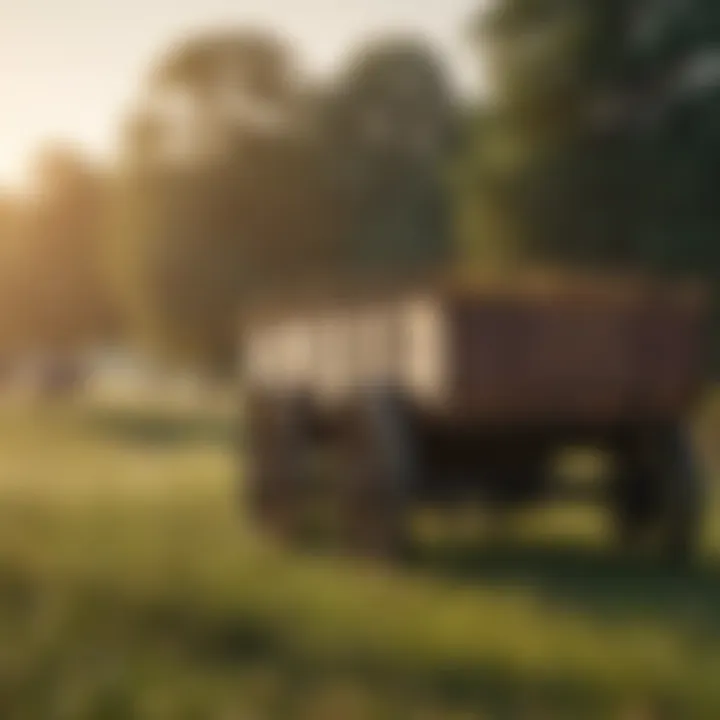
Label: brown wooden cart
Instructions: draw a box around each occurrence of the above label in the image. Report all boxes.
[237,269,711,560]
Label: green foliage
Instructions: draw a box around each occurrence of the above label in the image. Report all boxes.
[113,34,460,372]
[472,0,625,113]
[112,31,342,373]
[454,0,636,273]
[449,112,636,275]
[324,37,456,278]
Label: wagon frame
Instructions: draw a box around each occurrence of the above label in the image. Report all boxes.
[237,268,711,561]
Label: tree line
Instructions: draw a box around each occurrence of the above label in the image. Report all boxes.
[2,0,719,375]
[0,146,119,367]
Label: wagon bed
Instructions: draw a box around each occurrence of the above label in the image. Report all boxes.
[240,269,710,426]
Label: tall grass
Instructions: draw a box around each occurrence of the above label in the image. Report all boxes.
[0,398,717,718]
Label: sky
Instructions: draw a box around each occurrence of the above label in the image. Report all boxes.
[0,0,482,189]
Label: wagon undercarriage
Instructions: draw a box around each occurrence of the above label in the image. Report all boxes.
[238,275,710,562]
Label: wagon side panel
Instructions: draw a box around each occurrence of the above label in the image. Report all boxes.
[448,285,709,425]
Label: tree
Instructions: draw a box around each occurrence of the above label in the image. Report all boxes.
[7,144,118,357]
[454,0,635,274]
[0,192,26,355]
[625,0,720,367]
[323,36,457,277]
[113,29,342,374]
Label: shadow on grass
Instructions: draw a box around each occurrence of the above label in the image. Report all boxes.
[410,539,720,634]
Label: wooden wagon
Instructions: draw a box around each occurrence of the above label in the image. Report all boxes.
[237,268,711,560]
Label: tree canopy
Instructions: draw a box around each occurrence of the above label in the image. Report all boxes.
[0,145,118,359]
[110,6,720,371]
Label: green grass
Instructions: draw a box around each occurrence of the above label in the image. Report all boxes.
[0,398,718,719]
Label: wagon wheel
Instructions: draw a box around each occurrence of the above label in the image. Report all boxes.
[334,389,416,561]
[656,426,705,562]
[611,425,705,562]
[242,391,313,544]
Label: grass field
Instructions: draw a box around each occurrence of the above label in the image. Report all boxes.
[0,397,718,719]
